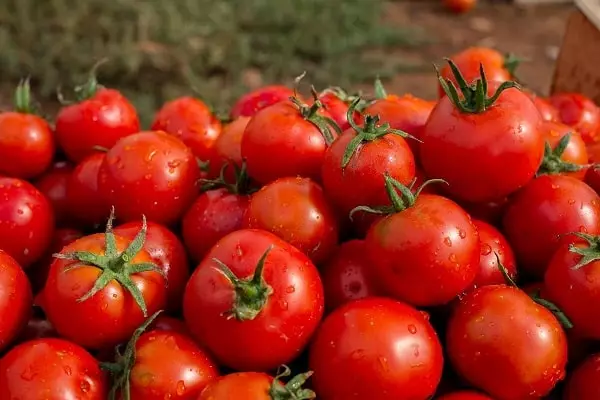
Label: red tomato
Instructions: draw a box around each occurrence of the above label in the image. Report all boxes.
[243,177,339,265]
[564,353,600,400]
[528,93,559,122]
[587,141,600,162]
[230,85,295,119]
[503,175,600,278]
[460,196,509,227]
[18,315,56,343]
[315,88,362,132]
[585,165,600,194]
[183,229,324,371]
[149,315,190,336]
[212,116,250,173]
[0,81,55,179]
[66,153,109,228]
[41,217,167,349]
[0,339,107,399]
[309,297,444,400]
[0,177,54,268]
[446,285,567,399]
[34,161,73,226]
[241,98,339,184]
[443,0,476,14]
[321,239,382,311]
[423,64,544,203]
[538,121,589,180]
[114,221,189,313]
[151,96,222,163]
[550,93,600,144]
[0,250,32,352]
[55,73,140,163]
[98,131,200,225]
[470,219,517,289]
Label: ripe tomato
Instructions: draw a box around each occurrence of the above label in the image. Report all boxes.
[150,315,190,336]
[114,220,189,313]
[55,71,140,163]
[585,165,600,194]
[538,121,588,180]
[241,97,339,185]
[446,285,567,399]
[183,229,324,371]
[66,152,109,228]
[243,177,339,265]
[443,0,476,14]
[0,81,55,179]
[436,391,492,400]
[18,315,56,343]
[41,216,167,349]
[98,131,200,225]
[503,175,600,278]
[365,177,479,306]
[34,161,73,226]
[212,116,251,174]
[0,177,54,268]
[423,62,544,203]
[550,93,600,144]
[321,239,382,311]
[0,250,32,352]
[564,353,600,400]
[315,87,362,131]
[230,85,295,119]
[527,93,559,122]
[460,196,509,227]
[309,297,444,400]
[151,96,222,163]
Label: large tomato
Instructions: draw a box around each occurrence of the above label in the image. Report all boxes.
[446,285,567,399]
[183,229,324,371]
[550,92,600,144]
[98,131,200,225]
[0,177,54,268]
[0,338,108,399]
[564,353,600,400]
[230,85,295,119]
[0,250,32,352]
[41,214,167,349]
[66,153,109,228]
[537,121,588,180]
[422,61,544,202]
[503,174,600,278]
[470,219,517,289]
[34,161,73,226]
[309,297,444,400]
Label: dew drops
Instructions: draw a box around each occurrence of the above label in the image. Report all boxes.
[285,286,295,294]
[443,237,452,247]
[407,324,417,334]
[448,253,457,263]
[176,380,186,395]
[481,243,492,256]
[63,366,72,376]
[458,229,467,239]
[80,379,91,393]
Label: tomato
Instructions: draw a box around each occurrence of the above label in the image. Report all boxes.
[588,141,600,162]
[0,338,108,399]
[241,97,339,185]
[66,153,109,228]
[365,177,479,306]
[230,85,295,119]
[243,177,339,265]
[315,87,362,132]
[34,161,73,226]
[0,177,54,268]
[0,250,32,352]
[98,131,200,225]
[18,315,56,343]
[436,391,492,400]
[423,62,544,202]
[550,93,600,144]
[564,353,600,400]
[443,0,476,14]
[41,215,167,349]
[320,239,381,311]
[460,196,509,227]
[503,174,600,278]
[585,165,600,194]
[149,315,190,336]
[538,121,589,180]
[212,116,251,175]
[469,219,517,289]
[183,229,324,371]
[151,96,222,164]
[309,297,444,400]
[0,81,55,179]
[446,285,567,399]
[114,220,189,313]
[527,93,559,122]
[55,70,140,163]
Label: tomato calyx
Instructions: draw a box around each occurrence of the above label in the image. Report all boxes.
[13,78,38,115]
[212,246,274,321]
[53,208,166,316]
[289,88,341,145]
[200,161,256,195]
[503,52,525,78]
[373,77,388,100]
[269,365,316,400]
[567,232,600,270]
[437,58,520,113]
[57,58,108,105]
[538,133,587,176]
[101,310,162,400]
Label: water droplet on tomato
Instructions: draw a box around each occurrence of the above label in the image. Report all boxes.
[407,324,417,334]
[350,349,365,360]
[448,253,457,263]
[80,379,91,393]
[285,286,295,294]
[176,380,186,395]
[63,366,72,376]
[481,243,492,256]
[458,229,467,239]
[443,237,452,247]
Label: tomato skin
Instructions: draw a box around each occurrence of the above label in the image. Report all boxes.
[114,221,189,313]
[585,165,600,194]
[98,131,200,225]
[230,85,295,119]
[443,0,476,14]
[34,161,73,226]
[0,250,32,352]
[243,177,339,265]
[366,194,479,307]
[422,87,544,203]
[0,338,108,399]
[503,175,600,279]
[149,315,190,336]
[198,372,275,400]
[541,121,589,180]
[126,330,219,400]
[436,391,492,400]
[528,94,559,122]
[183,229,324,371]
[0,111,55,179]
[55,88,140,163]
[42,233,167,349]
[0,177,55,268]
[316,92,361,132]
[446,285,567,400]
[564,353,600,400]
[211,116,251,179]
[309,297,444,400]
[550,93,600,144]
[182,188,249,263]
[66,153,109,228]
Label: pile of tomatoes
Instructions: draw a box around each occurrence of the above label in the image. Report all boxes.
[0,46,600,400]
